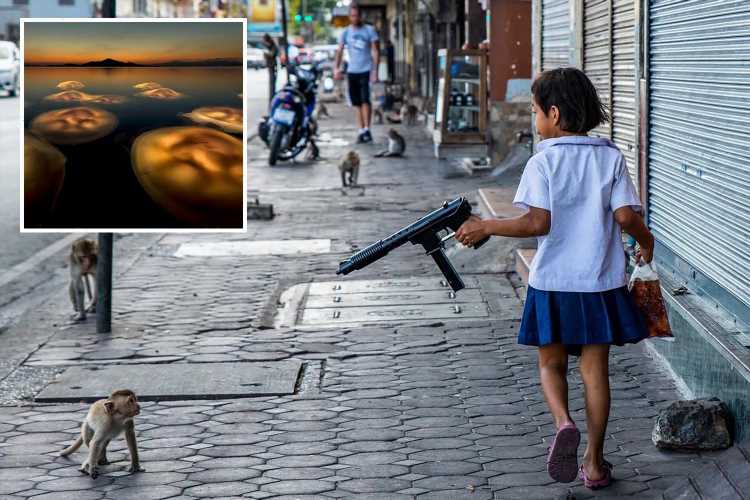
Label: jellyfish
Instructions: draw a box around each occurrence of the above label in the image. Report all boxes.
[131,126,243,227]
[133,82,163,91]
[57,80,85,90]
[136,88,183,100]
[30,106,118,145]
[87,95,126,104]
[24,132,66,226]
[44,90,93,102]
[181,106,243,135]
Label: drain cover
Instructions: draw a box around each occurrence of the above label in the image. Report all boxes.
[35,361,302,402]
[276,277,491,327]
[301,302,488,325]
[174,239,331,257]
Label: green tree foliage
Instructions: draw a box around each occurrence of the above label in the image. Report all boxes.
[287,0,339,42]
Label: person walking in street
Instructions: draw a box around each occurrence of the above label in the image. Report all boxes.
[334,3,380,143]
[454,67,654,490]
[262,33,279,103]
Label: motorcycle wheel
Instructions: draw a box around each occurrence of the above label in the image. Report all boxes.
[268,127,284,166]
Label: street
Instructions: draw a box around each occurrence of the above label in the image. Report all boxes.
[246,66,271,135]
[0,95,64,274]
[0,68,735,499]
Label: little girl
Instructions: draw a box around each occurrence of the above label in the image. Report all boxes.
[456,67,654,489]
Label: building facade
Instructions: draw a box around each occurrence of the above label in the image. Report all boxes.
[533,0,750,440]
[0,0,92,44]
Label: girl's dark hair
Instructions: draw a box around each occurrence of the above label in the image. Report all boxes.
[531,67,609,133]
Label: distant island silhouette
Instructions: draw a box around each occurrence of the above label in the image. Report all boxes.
[27,57,243,67]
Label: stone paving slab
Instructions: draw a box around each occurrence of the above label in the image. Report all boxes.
[35,361,303,402]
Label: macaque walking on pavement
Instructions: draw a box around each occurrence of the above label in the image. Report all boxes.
[60,389,144,479]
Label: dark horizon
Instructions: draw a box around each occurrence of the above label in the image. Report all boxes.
[26,57,243,68]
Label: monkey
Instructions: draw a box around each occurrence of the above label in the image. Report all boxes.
[400,103,419,126]
[68,238,98,322]
[373,104,384,125]
[338,150,360,188]
[374,128,406,158]
[305,140,321,161]
[313,102,330,120]
[60,389,144,479]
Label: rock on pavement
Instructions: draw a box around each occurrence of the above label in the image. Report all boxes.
[652,397,733,450]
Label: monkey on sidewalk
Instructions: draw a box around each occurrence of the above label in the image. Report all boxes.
[60,389,144,479]
[338,150,361,188]
[374,129,406,158]
[68,238,97,322]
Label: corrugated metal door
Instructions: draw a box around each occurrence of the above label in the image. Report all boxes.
[583,0,611,139]
[541,0,571,71]
[612,0,637,187]
[648,0,750,307]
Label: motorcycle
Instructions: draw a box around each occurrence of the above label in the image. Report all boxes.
[258,62,320,166]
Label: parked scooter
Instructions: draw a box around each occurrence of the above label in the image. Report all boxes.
[258,62,320,165]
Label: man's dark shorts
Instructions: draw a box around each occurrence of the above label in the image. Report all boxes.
[347,71,371,107]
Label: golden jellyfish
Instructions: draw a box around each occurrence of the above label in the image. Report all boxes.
[137,87,183,100]
[57,80,85,90]
[131,126,243,227]
[24,132,65,225]
[44,90,93,102]
[181,106,243,135]
[30,106,118,145]
[133,81,163,91]
[87,94,126,104]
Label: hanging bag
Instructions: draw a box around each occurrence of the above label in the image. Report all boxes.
[628,261,674,340]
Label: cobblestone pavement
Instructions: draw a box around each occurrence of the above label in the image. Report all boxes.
[0,103,739,499]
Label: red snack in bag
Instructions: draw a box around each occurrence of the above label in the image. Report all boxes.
[628,262,674,339]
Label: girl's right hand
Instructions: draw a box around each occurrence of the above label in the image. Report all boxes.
[636,237,654,264]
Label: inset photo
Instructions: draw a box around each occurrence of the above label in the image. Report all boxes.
[21,18,247,231]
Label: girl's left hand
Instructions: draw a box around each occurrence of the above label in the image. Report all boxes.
[455,216,487,247]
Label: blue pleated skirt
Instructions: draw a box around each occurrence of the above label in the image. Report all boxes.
[517,285,649,356]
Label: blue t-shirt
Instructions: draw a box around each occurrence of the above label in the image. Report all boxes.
[339,24,379,74]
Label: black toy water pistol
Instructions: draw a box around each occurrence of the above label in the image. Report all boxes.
[336,197,489,292]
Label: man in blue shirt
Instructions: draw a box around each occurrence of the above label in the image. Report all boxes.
[334,3,380,143]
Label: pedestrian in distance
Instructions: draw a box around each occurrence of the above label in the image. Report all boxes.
[455,67,655,490]
[334,3,380,144]
[262,33,279,104]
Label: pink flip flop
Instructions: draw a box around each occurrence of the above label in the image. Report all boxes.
[546,422,580,483]
[579,460,613,489]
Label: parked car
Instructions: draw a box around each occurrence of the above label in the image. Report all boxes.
[246,47,266,69]
[0,41,20,97]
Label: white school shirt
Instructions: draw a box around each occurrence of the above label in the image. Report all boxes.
[513,135,642,292]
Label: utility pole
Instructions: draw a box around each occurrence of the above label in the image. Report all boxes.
[281,0,290,79]
[97,0,115,334]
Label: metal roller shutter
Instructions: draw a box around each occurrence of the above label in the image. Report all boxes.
[583,0,611,139]
[541,0,571,71]
[612,0,637,187]
[648,0,750,307]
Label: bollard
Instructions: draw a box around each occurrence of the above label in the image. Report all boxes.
[96,233,113,333]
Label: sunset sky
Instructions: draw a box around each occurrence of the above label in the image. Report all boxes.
[24,22,243,65]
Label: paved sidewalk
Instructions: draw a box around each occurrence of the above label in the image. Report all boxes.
[0,103,742,499]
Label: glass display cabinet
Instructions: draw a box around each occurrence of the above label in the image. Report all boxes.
[434,48,488,145]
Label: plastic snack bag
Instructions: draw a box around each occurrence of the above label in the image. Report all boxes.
[628,261,674,340]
